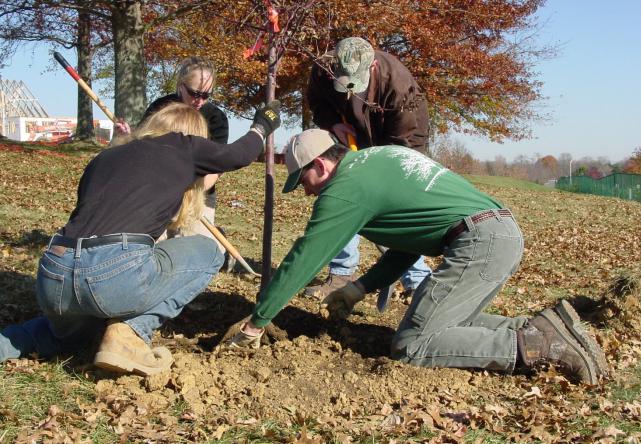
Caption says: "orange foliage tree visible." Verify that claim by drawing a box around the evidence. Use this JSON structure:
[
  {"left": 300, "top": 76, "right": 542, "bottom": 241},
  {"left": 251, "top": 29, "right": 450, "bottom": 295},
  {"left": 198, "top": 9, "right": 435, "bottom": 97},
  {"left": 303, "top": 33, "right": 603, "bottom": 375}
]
[
  {"left": 145, "top": 0, "right": 549, "bottom": 283},
  {"left": 146, "top": 0, "right": 549, "bottom": 144},
  {"left": 623, "top": 147, "right": 641, "bottom": 174}
]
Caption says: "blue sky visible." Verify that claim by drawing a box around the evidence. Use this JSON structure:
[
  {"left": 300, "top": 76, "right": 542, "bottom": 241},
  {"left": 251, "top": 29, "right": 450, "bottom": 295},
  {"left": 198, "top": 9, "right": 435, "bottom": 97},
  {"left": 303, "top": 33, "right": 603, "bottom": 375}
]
[{"left": 1, "top": 1, "right": 639, "bottom": 162}]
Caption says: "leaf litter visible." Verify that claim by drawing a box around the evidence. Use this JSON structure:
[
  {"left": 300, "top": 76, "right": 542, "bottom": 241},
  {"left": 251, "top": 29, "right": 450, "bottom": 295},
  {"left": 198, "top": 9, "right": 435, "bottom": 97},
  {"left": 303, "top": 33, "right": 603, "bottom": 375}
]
[{"left": 1, "top": 147, "right": 641, "bottom": 442}]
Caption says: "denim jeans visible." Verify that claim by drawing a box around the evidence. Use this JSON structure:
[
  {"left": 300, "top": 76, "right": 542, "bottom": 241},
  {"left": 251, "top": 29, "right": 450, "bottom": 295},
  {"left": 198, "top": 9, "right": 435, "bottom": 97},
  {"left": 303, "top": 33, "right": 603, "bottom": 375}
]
[
  {"left": 0, "top": 233, "right": 223, "bottom": 362},
  {"left": 329, "top": 235, "right": 432, "bottom": 290},
  {"left": 391, "top": 210, "right": 527, "bottom": 372}
]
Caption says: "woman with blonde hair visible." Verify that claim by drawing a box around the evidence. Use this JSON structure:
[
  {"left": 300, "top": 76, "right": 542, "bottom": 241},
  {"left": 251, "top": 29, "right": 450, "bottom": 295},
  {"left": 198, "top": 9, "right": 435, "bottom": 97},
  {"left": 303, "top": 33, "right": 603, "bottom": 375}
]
[
  {"left": 0, "top": 101, "right": 281, "bottom": 376},
  {"left": 115, "top": 57, "right": 230, "bottom": 257}
]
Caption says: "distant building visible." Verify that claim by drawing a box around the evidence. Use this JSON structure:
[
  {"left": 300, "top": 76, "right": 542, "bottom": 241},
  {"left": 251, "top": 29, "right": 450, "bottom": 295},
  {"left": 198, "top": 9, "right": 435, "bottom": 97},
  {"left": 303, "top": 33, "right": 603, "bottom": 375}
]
[{"left": 0, "top": 78, "right": 113, "bottom": 143}]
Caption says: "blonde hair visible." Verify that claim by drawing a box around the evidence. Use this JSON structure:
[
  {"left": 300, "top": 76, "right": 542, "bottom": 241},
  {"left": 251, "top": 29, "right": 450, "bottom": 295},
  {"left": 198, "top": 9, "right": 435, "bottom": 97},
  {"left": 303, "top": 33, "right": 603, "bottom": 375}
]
[
  {"left": 112, "top": 102, "right": 209, "bottom": 233},
  {"left": 176, "top": 57, "right": 215, "bottom": 92}
]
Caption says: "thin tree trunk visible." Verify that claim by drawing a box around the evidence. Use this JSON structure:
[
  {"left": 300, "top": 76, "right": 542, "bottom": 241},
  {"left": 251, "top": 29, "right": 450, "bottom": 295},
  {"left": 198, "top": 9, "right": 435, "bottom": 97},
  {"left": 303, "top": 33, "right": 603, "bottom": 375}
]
[
  {"left": 111, "top": 0, "right": 146, "bottom": 124},
  {"left": 260, "top": 44, "right": 278, "bottom": 290},
  {"left": 75, "top": 7, "right": 95, "bottom": 141}
]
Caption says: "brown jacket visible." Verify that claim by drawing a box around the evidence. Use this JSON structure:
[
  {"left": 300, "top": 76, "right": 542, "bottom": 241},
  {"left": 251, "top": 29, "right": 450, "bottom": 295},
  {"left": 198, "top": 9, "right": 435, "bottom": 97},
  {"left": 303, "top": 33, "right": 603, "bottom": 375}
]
[{"left": 307, "top": 50, "right": 429, "bottom": 152}]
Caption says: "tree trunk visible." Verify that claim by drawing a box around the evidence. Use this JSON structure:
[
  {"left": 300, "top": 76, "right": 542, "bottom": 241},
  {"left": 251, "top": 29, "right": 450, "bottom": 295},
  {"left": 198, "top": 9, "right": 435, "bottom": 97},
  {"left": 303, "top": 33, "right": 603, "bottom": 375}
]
[
  {"left": 260, "top": 44, "right": 278, "bottom": 290},
  {"left": 111, "top": 0, "right": 146, "bottom": 124},
  {"left": 75, "top": 7, "right": 95, "bottom": 141}
]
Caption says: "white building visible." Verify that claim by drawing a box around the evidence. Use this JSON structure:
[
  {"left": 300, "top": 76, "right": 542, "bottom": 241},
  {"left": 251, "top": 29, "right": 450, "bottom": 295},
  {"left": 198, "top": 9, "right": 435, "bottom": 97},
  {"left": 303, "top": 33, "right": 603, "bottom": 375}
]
[{"left": 0, "top": 78, "right": 113, "bottom": 143}]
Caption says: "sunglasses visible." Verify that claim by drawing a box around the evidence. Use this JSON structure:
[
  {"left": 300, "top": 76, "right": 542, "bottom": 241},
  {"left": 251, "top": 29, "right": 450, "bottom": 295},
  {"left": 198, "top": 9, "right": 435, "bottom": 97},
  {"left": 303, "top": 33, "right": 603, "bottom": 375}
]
[{"left": 182, "top": 84, "right": 211, "bottom": 100}]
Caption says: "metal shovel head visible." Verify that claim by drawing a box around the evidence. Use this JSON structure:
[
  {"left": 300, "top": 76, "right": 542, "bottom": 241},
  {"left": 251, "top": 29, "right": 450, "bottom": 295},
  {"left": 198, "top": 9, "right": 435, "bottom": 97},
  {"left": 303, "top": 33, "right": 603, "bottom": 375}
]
[{"left": 377, "top": 285, "right": 394, "bottom": 312}]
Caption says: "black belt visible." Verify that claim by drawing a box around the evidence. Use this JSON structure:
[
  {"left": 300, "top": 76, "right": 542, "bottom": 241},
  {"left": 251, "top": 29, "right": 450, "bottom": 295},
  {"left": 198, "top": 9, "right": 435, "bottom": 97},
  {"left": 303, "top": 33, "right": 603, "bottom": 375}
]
[
  {"left": 443, "top": 209, "right": 514, "bottom": 246},
  {"left": 50, "top": 233, "right": 154, "bottom": 249}
]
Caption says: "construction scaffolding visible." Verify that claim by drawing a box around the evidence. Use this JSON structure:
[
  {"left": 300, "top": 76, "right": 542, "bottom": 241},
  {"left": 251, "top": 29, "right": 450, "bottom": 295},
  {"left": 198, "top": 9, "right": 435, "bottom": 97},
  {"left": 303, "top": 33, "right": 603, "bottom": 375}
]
[
  {"left": 0, "top": 77, "right": 113, "bottom": 143},
  {"left": 0, "top": 78, "right": 49, "bottom": 133}
]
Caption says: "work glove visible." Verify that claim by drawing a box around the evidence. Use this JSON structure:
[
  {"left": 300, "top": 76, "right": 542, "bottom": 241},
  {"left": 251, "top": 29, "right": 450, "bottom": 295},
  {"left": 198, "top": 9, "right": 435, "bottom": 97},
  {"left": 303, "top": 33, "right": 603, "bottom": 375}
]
[
  {"left": 320, "top": 281, "right": 366, "bottom": 320},
  {"left": 227, "top": 323, "right": 263, "bottom": 349},
  {"left": 251, "top": 100, "right": 281, "bottom": 138},
  {"left": 220, "top": 316, "right": 287, "bottom": 350}
]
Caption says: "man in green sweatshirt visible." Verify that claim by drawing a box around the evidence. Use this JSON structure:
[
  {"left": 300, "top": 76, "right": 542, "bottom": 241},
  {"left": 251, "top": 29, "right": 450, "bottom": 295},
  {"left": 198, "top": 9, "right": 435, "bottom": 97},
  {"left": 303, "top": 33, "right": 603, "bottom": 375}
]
[{"left": 227, "top": 129, "right": 608, "bottom": 384}]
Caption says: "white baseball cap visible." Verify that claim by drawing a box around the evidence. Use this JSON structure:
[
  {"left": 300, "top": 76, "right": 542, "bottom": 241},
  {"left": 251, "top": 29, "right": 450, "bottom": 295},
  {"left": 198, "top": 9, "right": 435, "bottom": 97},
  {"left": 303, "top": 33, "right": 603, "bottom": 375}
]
[{"left": 282, "top": 129, "right": 338, "bottom": 193}]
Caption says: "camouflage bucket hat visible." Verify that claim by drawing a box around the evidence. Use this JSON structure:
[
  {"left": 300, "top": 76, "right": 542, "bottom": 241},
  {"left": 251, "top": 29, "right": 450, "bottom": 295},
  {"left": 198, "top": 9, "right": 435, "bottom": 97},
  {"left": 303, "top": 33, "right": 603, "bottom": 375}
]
[{"left": 333, "top": 37, "right": 375, "bottom": 94}]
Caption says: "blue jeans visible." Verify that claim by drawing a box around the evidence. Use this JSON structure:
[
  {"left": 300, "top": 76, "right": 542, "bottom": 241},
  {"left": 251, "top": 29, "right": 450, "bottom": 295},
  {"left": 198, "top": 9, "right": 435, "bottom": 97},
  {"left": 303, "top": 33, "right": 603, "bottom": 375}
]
[
  {"left": 391, "top": 210, "right": 526, "bottom": 372},
  {"left": 329, "top": 235, "right": 431, "bottom": 290},
  {"left": 0, "top": 233, "right": 223, "bottom": 362}
]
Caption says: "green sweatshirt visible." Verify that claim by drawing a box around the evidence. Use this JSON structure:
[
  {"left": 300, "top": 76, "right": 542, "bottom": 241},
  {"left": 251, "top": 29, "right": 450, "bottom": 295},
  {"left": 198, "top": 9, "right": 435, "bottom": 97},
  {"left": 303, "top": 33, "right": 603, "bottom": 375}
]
[{"left": 251, "top": 146, "right": 502, "bottom": 327}]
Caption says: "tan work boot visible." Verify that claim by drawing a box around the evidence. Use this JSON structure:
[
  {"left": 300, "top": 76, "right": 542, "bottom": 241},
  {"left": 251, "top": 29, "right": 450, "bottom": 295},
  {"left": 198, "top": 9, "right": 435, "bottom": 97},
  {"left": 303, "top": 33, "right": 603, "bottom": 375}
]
[
  {"left": 517, "top": 308, "right": 599, "bottom": 384},
  {"left": 94, "top": 321, "right": 173, "bottom": 376},
  {"left": 303, "top": 273, "right": 355, "bottom": 299}
]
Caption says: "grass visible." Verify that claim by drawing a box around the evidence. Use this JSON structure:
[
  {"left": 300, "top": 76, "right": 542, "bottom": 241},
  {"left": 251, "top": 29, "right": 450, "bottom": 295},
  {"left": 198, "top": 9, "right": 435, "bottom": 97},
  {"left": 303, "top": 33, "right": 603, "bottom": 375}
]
[
  {"left": 1, "top": 142, "right": 641, "bottom": 442},
  {"left": 0, "top": 360, "right": 97, "bottom": 443},
  {"left": 466, "top": 174, "right": 556, "bottom": 192}
]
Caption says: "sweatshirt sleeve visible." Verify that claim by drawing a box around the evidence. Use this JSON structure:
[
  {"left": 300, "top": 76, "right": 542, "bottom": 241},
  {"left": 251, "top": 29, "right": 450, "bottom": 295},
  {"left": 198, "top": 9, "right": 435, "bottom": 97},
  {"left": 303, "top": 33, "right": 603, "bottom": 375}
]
[
  {"left": 359, "top": 250, "right": 421, "bottom": 292},
  {"left": 251, "top": 195, "right": 374, "bottom": 328},
  {"left": 189, "top": 131, "right": 263, "bottom": 175},
  {"left": 382, "top": 85, "right": 429, "bottom": 151}
]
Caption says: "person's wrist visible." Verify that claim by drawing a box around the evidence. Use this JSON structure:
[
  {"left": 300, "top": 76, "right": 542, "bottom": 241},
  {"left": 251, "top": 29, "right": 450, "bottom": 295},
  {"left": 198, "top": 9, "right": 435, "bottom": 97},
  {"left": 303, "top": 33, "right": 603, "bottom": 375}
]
[
  {"left": 242, "top": 320, "right": 264, "bottom": 336},
  {"left": 250, "top": 124, "right": 266, "bottom": 139},
  {"left": 353, "top": 279, "right": 366, "bottom": 294}
]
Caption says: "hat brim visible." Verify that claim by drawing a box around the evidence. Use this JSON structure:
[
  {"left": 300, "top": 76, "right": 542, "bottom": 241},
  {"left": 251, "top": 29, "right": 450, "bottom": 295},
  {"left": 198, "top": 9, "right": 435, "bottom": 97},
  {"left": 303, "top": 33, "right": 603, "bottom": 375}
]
[
  {"left": 282, "top": 168, "right": 303, "bottom": 193},
  {"left": 333, "top": 73, "right": 369, "bottom": 94}
]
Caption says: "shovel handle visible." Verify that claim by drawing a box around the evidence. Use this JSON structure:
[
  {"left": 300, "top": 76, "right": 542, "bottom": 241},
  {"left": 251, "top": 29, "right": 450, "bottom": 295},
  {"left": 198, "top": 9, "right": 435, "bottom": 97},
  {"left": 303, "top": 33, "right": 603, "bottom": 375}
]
[{"left": 54, "top": 51, "right": 117, "bottom": 123}]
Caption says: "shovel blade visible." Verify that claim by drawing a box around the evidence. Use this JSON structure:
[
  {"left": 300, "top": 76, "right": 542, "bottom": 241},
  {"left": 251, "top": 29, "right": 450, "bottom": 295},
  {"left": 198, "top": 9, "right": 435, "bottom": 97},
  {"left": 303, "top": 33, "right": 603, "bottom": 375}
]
[{"left": 377, "top": 285, "right": 394, "bottom": 312}]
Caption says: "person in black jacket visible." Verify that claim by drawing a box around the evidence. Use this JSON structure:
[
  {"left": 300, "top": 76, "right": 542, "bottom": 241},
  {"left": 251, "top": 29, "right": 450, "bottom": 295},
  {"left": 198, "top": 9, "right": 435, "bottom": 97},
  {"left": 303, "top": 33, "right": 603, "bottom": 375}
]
[
  {"left": 116, "top": 57, "right": 230, "bottom": 245},
  {"left": 0, "top": 101, "right": 280, "bottom": 376}
]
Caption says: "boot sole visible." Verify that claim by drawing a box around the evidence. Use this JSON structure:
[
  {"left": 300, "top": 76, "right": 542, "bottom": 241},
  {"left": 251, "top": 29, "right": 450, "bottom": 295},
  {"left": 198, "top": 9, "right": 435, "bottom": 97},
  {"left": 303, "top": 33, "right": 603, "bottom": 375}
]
[
  {"left": 94, "top": 347, "right": 173, "bottom": 376},
  {"left": 554, "top": 299, "right": 609, "bottom": 378},
  {"left": 540, "top": 309, "right": 599, "bottom": 385}
]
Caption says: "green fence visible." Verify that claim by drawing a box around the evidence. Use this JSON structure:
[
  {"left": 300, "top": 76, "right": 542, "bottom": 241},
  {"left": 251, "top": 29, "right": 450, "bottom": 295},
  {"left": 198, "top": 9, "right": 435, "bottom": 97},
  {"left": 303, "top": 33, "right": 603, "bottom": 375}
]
[{"left": 556, "top": 173, "right": 641, "bottom": 202}]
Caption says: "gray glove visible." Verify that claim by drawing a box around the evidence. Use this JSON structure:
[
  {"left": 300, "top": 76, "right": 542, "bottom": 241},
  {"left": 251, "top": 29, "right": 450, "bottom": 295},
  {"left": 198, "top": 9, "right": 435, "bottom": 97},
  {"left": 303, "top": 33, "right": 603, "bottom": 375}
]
[
  {"left": 221, "top": 316, "right": 287, "bottom": 349},
  {"left": 227, "top": 324, "right": 263, "bottom": 349},
  {"left": 320, "top": 281, "right": 366, "bottom": 320}
]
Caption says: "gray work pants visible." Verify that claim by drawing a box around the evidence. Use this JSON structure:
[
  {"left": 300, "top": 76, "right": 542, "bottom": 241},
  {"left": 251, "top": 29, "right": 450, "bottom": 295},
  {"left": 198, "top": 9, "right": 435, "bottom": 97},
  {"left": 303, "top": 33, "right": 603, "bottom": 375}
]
[{"left": 391, "top": 210, "right": 527, "bottom": 372}]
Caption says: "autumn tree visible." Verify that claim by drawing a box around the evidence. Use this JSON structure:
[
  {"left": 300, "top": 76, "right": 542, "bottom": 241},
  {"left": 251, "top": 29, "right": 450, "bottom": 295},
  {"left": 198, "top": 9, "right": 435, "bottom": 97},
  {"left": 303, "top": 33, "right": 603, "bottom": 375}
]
[
  {"left": 623, "top": 147, "right": 641, "bottom": 174},
  {"left": 1, "top": 1, "right": 223, "bottom": 130},
  {"left": 155, "top": 0, "right": 549, "bottom": 146},
  {"left": 0, "top": 1, "right": 112, "bottom": 140}
]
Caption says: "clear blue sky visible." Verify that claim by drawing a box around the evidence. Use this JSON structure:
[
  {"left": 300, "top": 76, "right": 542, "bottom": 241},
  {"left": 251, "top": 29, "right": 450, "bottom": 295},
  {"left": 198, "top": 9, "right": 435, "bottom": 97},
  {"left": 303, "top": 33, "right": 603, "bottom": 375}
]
[{"left": 1, "top": 1, "right": 639, "bottom": 162}]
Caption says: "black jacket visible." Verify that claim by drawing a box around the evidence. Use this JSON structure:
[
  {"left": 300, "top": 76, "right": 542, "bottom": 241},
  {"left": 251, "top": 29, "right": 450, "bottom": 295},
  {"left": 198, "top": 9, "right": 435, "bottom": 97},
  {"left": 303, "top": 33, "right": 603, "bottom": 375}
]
[
  {"left": 63, "top": 132, "right": 262, "bottom": 239},
  {"left": 141, "top": 94, "right": 229, "bottom": 144}
]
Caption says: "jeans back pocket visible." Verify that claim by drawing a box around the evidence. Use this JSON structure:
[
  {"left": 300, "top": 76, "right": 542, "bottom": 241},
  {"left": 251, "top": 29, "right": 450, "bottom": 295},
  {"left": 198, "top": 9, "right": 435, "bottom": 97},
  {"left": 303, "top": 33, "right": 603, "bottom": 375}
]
[
  {"left": 84, "top": 251, "right": 156, "bottom": 317},
  {"left": 480, "top": 233, "right": 523, "bottom": 283},
  {"left": 36, "top": 262, "right": 65, "bottom": 315}
]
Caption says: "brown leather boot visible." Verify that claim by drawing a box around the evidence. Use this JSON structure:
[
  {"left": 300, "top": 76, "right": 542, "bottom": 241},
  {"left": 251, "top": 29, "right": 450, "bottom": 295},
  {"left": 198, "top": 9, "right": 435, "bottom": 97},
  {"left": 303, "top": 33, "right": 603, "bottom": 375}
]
[
  {"left": 553, "top": 300, "right": 609, "bottom": 378},
  {"left": 94, "top": 321, "right": 173, "bottom": 376},
  {"left": 517, "top": 308, "right": 599, "bottom": 384},
  {"left": 303, "top": 273, "right": 355, "bottom": 299}
]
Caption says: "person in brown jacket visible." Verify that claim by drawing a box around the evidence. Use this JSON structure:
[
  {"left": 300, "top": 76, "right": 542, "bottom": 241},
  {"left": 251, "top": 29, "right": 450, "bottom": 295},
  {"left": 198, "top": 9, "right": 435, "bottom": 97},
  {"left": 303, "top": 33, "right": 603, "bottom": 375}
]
[{"left": 305, "top": 37, "right": 432, "bottom": 299}]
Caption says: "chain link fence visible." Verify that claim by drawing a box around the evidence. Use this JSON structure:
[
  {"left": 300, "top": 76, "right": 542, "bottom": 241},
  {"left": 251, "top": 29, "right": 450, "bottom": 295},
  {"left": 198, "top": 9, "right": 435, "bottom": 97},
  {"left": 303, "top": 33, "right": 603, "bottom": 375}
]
[{"left": 556, "top": 173, "right": 641, "bottom": 203}]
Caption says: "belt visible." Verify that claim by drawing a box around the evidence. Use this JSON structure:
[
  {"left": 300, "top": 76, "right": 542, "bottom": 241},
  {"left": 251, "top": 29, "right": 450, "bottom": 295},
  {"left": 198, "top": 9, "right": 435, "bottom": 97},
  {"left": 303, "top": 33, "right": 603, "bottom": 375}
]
[
  {"left": 50, "top": 233, "right": 154, "bottom": 249},
  {"left": 443, "top": 209, "right": 514, "bottom": 247}
]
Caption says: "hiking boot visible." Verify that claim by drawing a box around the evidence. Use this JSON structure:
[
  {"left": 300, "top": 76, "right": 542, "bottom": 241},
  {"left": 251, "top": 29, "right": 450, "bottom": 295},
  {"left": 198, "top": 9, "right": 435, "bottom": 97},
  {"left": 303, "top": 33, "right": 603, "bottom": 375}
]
[
  {"left": 517, "top": 308, "right": 599, "bottom": 384},
  {"left": 94, "top": 321, "right": 173, "bottom": 376},
  {"left": 304, "top": 273, "right": 355, "bottom": 299},
  {"left": 553, "top": 299, "right": 609, "bottom": 378}
]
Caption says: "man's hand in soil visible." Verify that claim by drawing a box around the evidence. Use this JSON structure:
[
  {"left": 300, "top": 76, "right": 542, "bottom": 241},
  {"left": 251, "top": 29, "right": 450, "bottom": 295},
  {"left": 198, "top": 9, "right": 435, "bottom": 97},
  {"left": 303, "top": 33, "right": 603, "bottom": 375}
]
[
  {"left": 320, "top": 281, "right": 366, "bottom": 320},
  {"left": 220, "top": 316, "right": 288, "bottom": 350}
]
